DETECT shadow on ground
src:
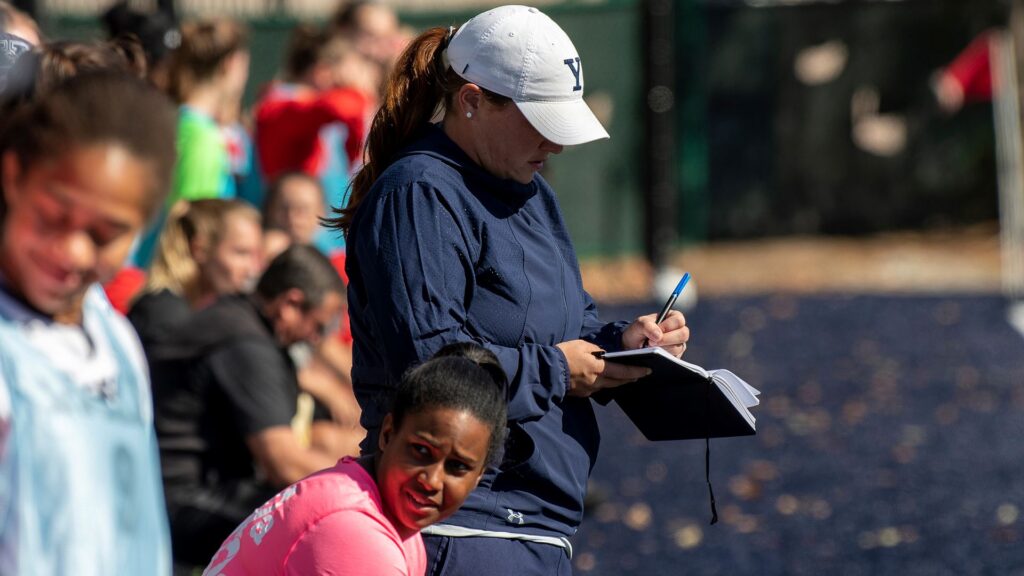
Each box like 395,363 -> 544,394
580,294 -> 1024,576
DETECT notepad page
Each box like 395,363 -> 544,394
711,370 -> 760,408
712,376 -> 757,429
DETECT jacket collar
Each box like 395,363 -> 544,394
399,124 -> 539,203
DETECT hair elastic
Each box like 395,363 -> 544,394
440,25 -> 455,69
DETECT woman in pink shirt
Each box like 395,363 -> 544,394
202,343 -> 507,576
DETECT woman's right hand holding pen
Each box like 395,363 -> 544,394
557,303 -> 690,398
557,340 -> 651,398
622,310 -> 690,358
623,272 -> 691,357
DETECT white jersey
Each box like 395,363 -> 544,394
0,284 -> 171,576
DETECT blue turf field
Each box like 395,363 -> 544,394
581,295 -> 1024,575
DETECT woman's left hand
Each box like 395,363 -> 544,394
621,310 -> 690,357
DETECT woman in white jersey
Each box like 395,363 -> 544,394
0,71 -> 178,575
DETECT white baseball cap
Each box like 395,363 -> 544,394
444,5 -> 609,146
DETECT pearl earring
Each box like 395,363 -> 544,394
466,111 -> 473,119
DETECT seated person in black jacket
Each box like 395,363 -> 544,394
148,245 -> 349,568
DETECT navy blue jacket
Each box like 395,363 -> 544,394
346,126 -> 627,538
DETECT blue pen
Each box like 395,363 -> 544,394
643,272 -> 690,347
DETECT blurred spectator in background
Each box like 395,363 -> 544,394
101,0 -> 180,91
133,18 -> 249,269
253,23 -> 372,250
264,171 -> 338,259
166,19 -> 249,201
330,0 -> 403,70
263,172 -> 325,259
147,245 -> 351,571
129,198 -> 262,350
262,171 -> 362,464
0,71 -> 177,576
0,0 -> 40,45
220,91 -> 262,208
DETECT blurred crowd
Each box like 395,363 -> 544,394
1,0 -> 410,572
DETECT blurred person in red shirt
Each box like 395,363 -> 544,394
253,25 -> 375,231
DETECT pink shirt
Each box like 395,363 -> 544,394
203,457 -> 426,576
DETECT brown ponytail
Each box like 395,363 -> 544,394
328,26 -> 465,235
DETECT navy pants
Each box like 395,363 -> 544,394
425,535 -> 572,576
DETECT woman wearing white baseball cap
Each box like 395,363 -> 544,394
331,5 -> 690,575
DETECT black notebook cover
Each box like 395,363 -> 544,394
595,349 -> 757,441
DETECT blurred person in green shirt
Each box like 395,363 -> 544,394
133,18 -> 249,268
